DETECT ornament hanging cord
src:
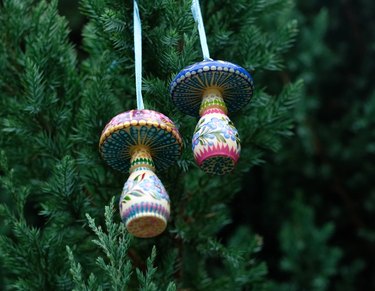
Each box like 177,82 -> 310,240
134,0 -> 144,109
191,0 -> 211,61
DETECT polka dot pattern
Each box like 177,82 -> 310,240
170,60 -> 254,116
99,110 -> 183,173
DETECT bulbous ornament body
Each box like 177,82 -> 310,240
119,146 -> 170,238
192,89 -> 241,175
99,109 -> 182,238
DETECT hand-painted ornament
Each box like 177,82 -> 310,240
99,109 -> 182,238
170,60 -> 254,175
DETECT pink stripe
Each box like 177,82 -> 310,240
194,143 -> 240,165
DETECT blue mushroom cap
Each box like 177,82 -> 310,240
170,60 -> 254,116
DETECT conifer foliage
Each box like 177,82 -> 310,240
0,0 -> 301,289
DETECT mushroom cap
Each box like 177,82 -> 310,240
99,109 -> 182,173
170,59 -> 254,117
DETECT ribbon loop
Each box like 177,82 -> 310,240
134,0 -> 144,110
191,0 -> 211,61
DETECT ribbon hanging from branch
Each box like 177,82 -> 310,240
191,0 -> 211,61
134,0 -> 144,110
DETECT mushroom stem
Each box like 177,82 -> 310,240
129,145 -> 155,174
199,87 -> 228,116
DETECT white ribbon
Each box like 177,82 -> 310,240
191,0 -> 211,60
134,0 -> 144,110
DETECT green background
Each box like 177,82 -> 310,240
1,0 -> 374,290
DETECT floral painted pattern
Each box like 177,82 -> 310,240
192,115 -> 240,151
121,171 -> 169,204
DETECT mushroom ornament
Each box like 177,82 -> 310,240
99,110 -> 183,238
170,59 -> 254,175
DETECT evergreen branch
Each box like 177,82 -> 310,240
0,151 -> 30,219
66,246 -> 90,291
274,79 -> 304,114
166,282 -> 177,291
40,156 -> 89,226
101,8 -> 131,52
136,246 -> 158,291
239,80 -> 303,154
260,0 -> 293,16
85,198 -> 132,291
22,57 -> 47,115
79,0 -> 108,21
278,196 -> 342,290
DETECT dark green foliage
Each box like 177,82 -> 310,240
275,196 -> 342,291
6,0 -> 372,290
67,198 -> 134,290
246,1 -> 375,290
